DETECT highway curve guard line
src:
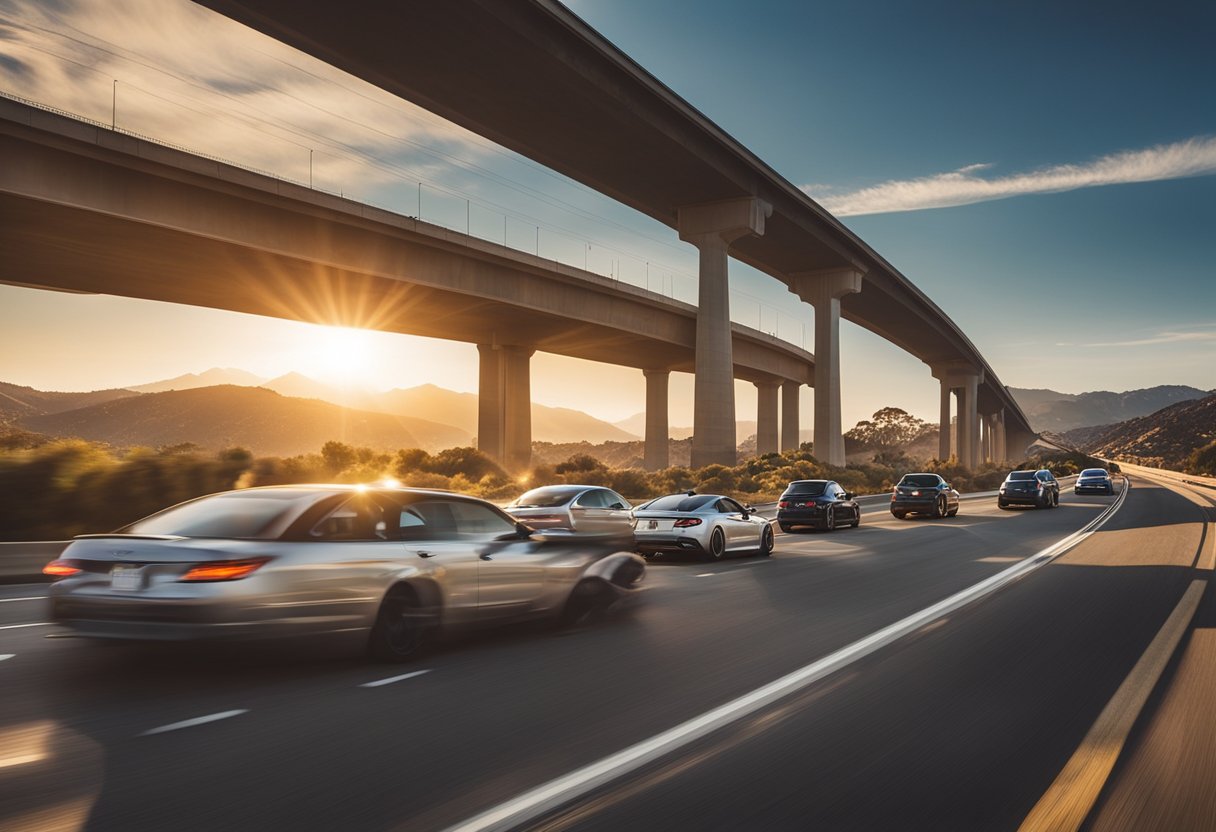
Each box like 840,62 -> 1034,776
442,480 -> 1130,832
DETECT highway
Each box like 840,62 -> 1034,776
1,473 -> 1213,831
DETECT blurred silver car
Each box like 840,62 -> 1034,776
45,485 -> 645,661
632,492 -> 774,560
504,484 -> 633,533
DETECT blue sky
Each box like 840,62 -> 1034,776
0,0 -> 1212,428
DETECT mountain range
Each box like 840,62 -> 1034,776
1062,394 -> 1216,470
1009,385 -> 1211,433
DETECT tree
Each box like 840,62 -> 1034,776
1188,440 -> 1216,476
845,407 -> 934,451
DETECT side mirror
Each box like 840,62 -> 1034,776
842,492 -> 853,500
610,503 -> 625,510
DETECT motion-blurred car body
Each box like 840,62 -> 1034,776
998,469 -> 1060,509
890,474 -> 959,519
777,480 -> 861,531
1074,468 -> 1114,495
632,492 -> 773,559
504,484 -> 633,533
45,485 -> 645,660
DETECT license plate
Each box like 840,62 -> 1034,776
111,565 -> 142,591
647,520 -> 658,530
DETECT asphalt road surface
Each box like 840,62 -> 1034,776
2,472 -> 1213,832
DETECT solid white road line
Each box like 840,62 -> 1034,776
442,480 -> 1130,832
0,622 -> 51,631
0,596 -> 45,604
141,710 -> 249,736
360,669 -> 432,688
0,654 -> 13,661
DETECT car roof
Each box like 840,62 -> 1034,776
232,484 -> 488,503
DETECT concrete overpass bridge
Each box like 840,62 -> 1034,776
0,96 -> 813,471
191,0 -> 1036,469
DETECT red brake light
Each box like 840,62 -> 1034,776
43,559 -> 81,578
179,558 -> 270,582
673,518 -> 703,528
778,501 -> 788,509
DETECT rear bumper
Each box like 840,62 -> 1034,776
1074,483 -> 1113,493
890,498 -> 938,512
776,509 -> 827,527
998,492 -> 1043,505
634,535 -> 706,554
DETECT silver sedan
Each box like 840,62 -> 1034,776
632,492 -> 774,560
44,485 -> 645,661
504,484 -> 633,534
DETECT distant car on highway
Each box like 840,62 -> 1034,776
777,480 -> 861,532
504,484 -> 633,534
998,469 -> 1060,509
44,485 -> 645,661
890,473 -> 960,519
632,492 -> 773,560
1074,468 -> 1115,495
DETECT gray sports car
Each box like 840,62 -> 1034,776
44,485 -> 645,661
631,492 -> 774,560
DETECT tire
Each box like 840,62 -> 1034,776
707,527 -> 726,560
559,579 -> 608,628
1106,486 -> 1114,496
779,523 -> 793,534
1053,491 -> 1060,507
892,511 -> 907,520
933,496 -> 946,519
997,501 -> 1008,510
851,509 -> 861,528
825,506 -> 836,532
367,585 -> 433,663
757,524 -> 775,556
947,505 -> 959,517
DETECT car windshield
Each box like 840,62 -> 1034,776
121,489 -> 320,538
1080,469 -> 1107,477
1007,471 -> 1036,481
898,475 -> 940,488
511,487 -> 579,508
641,494 -> 718,512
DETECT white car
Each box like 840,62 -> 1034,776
631,492 -> 774,560
504,485 -> 633,534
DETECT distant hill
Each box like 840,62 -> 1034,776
0,381 -> 139,425
1062,394 -> 1216,469
127,367 -> 264,393
1010,385 -> 1209,432
19,385 -> 473,456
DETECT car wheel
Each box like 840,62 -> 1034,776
947,505 -> 959,517
757,524 -> 775,556
708,527 -> 727,560
367,585 -> 433,662
934,496 -> 946,519
825,506 -> 836,532
779,522 -> 793,534
559,579 -> 608,628
851,509 -> 861,528
1054,491 -> 1060,507
1107,486 -> 1114,495
892,511 -> 907,520
997,500 -> 1008,509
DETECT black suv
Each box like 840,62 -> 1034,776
777,480 -> 860,532
998,469 -> 1059,509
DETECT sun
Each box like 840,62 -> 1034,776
311,326 -> 377,388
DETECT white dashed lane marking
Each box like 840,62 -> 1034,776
142,710 -> 249,736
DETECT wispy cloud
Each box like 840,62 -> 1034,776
1057,325 -> 1216,349
805,137 -> 1216,216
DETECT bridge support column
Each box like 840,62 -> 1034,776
932,362 -> 984,469
938,381 -> 953,461
643,369 -> 670,471
477,343 -> 533,472
781,381 -> 801,451
678,197 -> 772,468
755,380 -> 780,456
789,268 -> 865,466
995,409 -> 1007,464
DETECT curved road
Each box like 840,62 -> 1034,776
0,472 -> 1212,831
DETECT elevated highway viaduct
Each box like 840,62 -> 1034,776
193,0 -> 1037,467
0,97 -> 812,471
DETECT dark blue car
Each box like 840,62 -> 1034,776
1074,468 -> 1114,495
777,480 -> 860,532
890,473 -> 960,519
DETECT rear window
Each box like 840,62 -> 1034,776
1080,469 -> 1108,477
1006,471 -> 1036,481
641,494 -> 717,512
784,481 -> 828,497
512,487 -> 579,508
897,475 -> 941,488
122,490 -> 319,538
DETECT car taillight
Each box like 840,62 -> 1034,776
673,518 -> 703,528
179,558 -> 270,583
778,501 -> 788,509
42,559 -> 81,578
910,490 -> 921,496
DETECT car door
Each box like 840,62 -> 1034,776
717,498 -> 754,550
437,499 -> 548,620
604,489 -> 633,533
397,499 -> 482,627
571,488 -> 613,533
